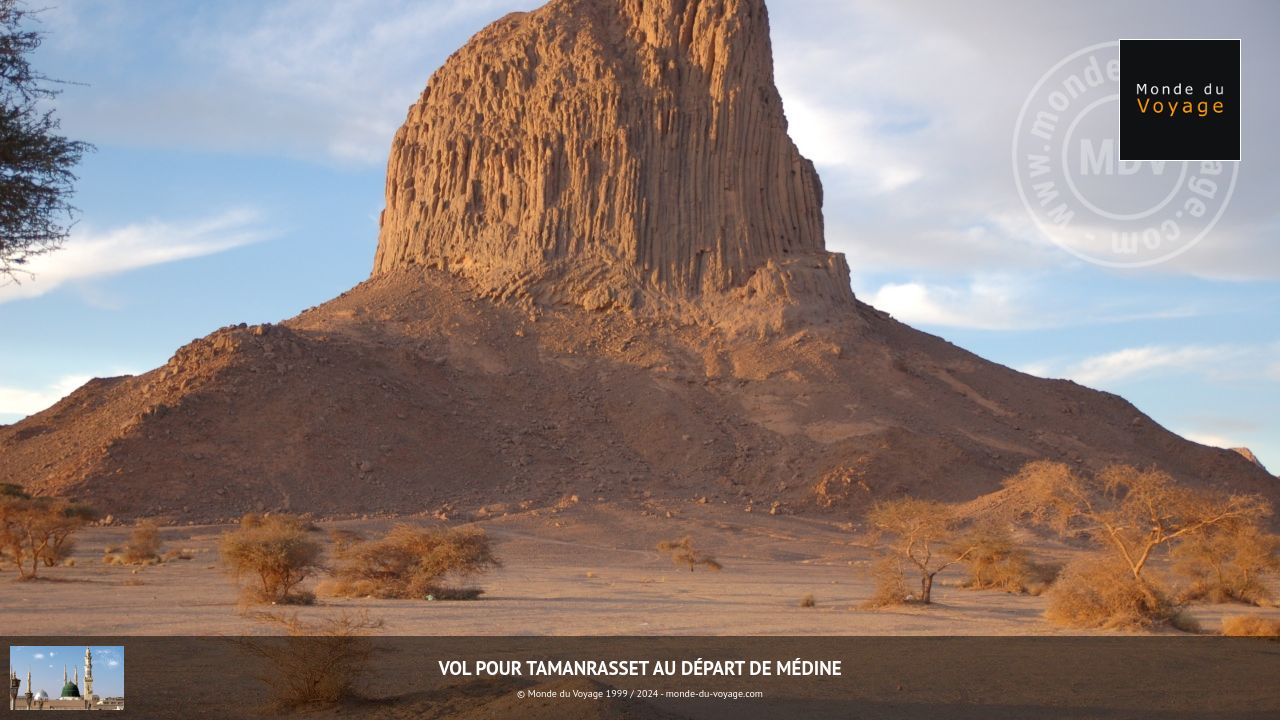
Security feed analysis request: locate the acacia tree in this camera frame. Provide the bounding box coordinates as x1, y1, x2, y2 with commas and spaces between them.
0, 488, 94, 579
1172, 523, 1280, 606
865, 497, 976, 604
1006, 461, 1270, 582
0, 0, 91, 277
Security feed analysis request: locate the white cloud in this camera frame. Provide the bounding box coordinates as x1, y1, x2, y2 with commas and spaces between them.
0, 376, 88, 415
859, 275, 1205, 331
33, 653, 45, 660
769, 1, 1280, 280
1181, 432, 1243, 450
107, 660, 119, 668
1, 372, 142, 421
0, 209, 267, 304
50, 0, 542, 165
1025, 344, 1253, 387
864, 278, 1025, 330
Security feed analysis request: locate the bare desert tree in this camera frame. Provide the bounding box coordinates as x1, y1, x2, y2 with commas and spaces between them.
0, 487, 94, 578
656, 536, 723, 572
956, 520, 1058, 595
1173, 523, 1280, 606
865, 497, 976, 604
1005, 461, 1271, 627
1007, 462, 1270, 581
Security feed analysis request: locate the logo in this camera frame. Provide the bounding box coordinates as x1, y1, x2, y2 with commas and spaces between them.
1013, 41, 1238, 268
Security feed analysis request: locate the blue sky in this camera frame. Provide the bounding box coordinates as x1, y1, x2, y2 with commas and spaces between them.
0, 0, 1276, 471
8, 645, 125, 698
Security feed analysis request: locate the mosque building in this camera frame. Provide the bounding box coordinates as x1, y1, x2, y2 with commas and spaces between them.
8, 647, 123, 711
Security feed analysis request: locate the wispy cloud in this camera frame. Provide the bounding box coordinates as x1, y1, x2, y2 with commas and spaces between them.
860, 276, 1205, 331
0, 209, 268, 304
1180, 432, 1244, 450
1066, 346, 1237, 386
1021, 344, 1274, 387
48, 0, 541, 165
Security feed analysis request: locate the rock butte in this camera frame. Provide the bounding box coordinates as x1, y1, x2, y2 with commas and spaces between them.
0, 0, 1274, 521
374, 0, 853, 331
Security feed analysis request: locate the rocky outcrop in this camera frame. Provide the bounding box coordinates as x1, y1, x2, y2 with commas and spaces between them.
373, 0, 853, 328
1232, 447, 1269, 474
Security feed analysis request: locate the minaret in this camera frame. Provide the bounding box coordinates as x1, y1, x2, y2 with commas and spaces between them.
63, 665, 67, 686
84, 647, 93, 699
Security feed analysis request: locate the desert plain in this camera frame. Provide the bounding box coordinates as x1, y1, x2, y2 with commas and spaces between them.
4, 499, 1277, 637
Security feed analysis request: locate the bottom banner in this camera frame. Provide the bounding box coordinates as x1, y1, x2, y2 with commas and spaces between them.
5, 636, 1278, 718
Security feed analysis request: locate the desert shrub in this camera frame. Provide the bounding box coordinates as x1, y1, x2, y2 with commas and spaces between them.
656, 536, 723, 572
322, 525, 499, 600
0, 493, 94, 578
1220, 615, 1280, 637
116, 520, 163, 564
1044, 555, 1178, 630
327, 528, 365, 552
241, 610, 384, 711
862, 555, 912, 608
958, 522, 1059, 596
220, 513, 322, 604
1174, 524, 1280, 607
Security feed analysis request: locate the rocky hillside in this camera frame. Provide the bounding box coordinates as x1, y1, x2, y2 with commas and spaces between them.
0, 0, 1273, 521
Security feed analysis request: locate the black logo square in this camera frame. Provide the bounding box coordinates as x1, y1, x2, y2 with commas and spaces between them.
1120, 39, 1240, 161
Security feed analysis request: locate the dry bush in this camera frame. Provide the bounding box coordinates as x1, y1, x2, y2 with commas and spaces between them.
322, 524, 499, 600
241, 610, 384, 712
656, 536, 723, 572
1044, 555, 1178, 630
0, 488, 95, 579
958, 522, 1059, 596
1220, 615, 1280, 638
1174, 524, 1280, 607
220, 514, 322, 605
327, 528, 365, 552
108, 520, 163, 565
862, 556, 912, 608
864, 497, 973, 604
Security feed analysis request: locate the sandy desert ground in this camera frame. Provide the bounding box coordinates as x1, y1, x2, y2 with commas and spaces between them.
3, 499, 1277, 637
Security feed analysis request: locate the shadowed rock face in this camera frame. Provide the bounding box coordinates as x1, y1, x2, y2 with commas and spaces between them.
373, 0, 853, 324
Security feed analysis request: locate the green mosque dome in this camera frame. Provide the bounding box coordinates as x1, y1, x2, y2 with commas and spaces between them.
60, 681, 81, 698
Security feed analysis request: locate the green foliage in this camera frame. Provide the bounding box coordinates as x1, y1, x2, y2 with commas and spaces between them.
0, 0, 92, 276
